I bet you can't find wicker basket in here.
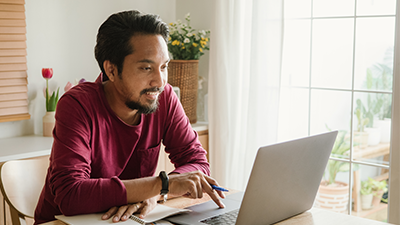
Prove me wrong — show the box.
[168,60,199,123]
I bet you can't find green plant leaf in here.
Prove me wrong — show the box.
[47,88,60,112]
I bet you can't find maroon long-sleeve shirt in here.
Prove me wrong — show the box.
[34,74,209,224]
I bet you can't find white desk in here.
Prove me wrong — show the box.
[0,135,53,162]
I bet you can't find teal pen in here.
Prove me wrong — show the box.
[211,184,229,192]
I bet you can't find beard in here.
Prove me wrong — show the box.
[125,87,164,115]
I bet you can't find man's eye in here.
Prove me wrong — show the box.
[143,67,151,71]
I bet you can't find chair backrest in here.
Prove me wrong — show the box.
[0,156,49,225]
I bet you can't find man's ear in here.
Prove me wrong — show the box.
[103,60,118,82]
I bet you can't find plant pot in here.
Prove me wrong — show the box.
[365,127,381,146]
[361,194,373,210]
[375,119,391,143]
[43,111,55,137]
[315,181,349,213]
[168,60,199,123]
[354,131,369,149]
[372,189,385,207]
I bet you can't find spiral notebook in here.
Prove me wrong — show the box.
[55,204,190,225]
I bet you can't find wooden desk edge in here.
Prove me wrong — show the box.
[41,189,392,225]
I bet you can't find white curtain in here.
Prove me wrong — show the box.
[208,0,284,191]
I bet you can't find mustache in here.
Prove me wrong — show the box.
[140,87,164,95]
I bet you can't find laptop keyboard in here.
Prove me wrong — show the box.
[200,209,239,225]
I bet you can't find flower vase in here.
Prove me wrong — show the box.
[43,111,55,137]
[167,60,199,123]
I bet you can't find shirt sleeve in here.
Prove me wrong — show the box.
[49,94,127,216]
[161,85,210,175]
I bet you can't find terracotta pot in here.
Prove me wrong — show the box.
[372,189,385,207]
[315,181,349,213]
[43,111,55,137]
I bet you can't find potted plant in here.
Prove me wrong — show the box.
[42,68,59,137]
[364,51,393,142]
[315,130,351,213]
[360,178,374,210]
[356,97,381,146]
[369,178,388,207]
[354,99,370,149]
[167,13,210,123]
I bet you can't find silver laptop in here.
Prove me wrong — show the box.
[166,131,338,225]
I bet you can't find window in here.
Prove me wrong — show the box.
[279,0,396,222]
[0,0,30,123]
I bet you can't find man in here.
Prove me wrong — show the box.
[34,10,224,224]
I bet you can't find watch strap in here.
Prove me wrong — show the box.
[159,171,169,196]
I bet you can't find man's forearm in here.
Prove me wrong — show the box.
[122,176,162,203]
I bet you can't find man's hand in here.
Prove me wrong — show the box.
[169,171,226,208]
[102,196,158,222]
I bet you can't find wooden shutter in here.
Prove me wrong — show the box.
[0,0,30,123]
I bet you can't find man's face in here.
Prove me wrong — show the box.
[115,34,169,114]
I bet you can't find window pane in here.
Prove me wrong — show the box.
[311,19,354,89]
[281,19,311,87]
[354,17,395,91]
[315,160,350,214]
[310,89,352,135]
[284,0,311,18]
[352,164,388,222]
[313,0,355,17]
[356,0,396,16]
[352,92,391,165]
[277,87,309,142]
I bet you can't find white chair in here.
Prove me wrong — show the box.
[0,156,49,225]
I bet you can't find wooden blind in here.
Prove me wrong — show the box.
[0,0,30,123]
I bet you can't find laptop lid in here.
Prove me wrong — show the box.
[167,131,338,225]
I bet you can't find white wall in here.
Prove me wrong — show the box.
[0,0,213,139]
[176,0,213,122]
[0,0,178,138]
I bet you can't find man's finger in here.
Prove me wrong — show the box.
[113,205,128,222]
[201,178,225,208]
[196,176,203,199]
[208,189,225,208]
[139,204,152,218]
[102,206,117,220]
[121,203,141,221]
[203,175,226,199]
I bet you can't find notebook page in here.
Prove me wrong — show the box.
[55,204,190,225]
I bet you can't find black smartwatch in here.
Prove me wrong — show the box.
[159,171,169,203]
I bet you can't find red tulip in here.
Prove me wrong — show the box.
[42,68,53,79]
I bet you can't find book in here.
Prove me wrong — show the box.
[55,204,190,225]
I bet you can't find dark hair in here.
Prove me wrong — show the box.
[94,10,169,76]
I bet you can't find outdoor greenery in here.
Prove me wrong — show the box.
[360,177,388,196]
[324,129,351,185]
[354,99,370,132]
[360,48,393,127]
